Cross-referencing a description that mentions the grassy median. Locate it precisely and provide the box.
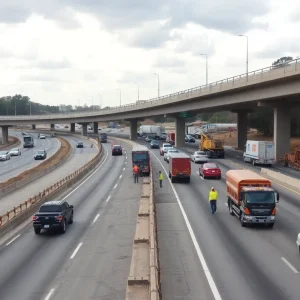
[0,137,71,189]
[0,136,20,150]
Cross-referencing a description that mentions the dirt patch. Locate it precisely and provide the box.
[0,137,71,189]
[0,136,19,150]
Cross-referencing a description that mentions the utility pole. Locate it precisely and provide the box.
[239,35,249,81]
[154,73,160,97]
[200,53,208,85]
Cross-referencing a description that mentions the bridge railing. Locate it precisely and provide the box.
[1,58,299,120]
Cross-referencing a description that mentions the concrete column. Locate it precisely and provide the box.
[70,123,75,133]
[1,126,8,144]
[129,119,137,141]
[175,117,185,147]
[237,111,248,150]
[32,124,36,130]
[93,122,99,133]
[81,123,88,136]
[274,106,291,159]
[50,124,55,130]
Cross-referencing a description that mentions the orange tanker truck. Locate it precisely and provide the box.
[226,170,279,228]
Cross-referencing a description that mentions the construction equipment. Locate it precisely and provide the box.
[199,133,225,158]
[280,150,300,170]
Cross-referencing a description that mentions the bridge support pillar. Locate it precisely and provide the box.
[81,123,88,136]
[274,106,291,159]
[175,117,185,147]
[32,124,36,130]
[93,122,98,133]
[50,124,55,130]
[236,111,248,150]
[129,119,137,141]
[70,123,75,133]
[1,126,8,144]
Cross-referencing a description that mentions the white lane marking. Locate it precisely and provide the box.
[281,257,299,273]
[125,156,128,159]
[119,174,122,179]
[224,203,228,207]
[5,234,21,246]
[92,214,100,225]
[70,242,83,259]
[149,150,222,300]
[125,162,127,165]
[45,288,55,300]
[123,167,125,171]
[62,148,108,200]
[106,195,111,202]
[113,184,118,189]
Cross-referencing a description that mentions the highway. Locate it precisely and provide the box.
[0,141,140,300]
[134,138,300,300]
[0,131,60,182]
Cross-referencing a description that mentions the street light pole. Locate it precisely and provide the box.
[137,83,139,101]
[15,99,16,116]
[117,89,121,106]
[154,73,160,98]
[238,35,248,81]
[200,53,208,85]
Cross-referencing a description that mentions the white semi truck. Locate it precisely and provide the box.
[138,125,165,137]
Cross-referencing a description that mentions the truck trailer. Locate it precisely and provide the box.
[226,169,279,228]
[138,125,164,137]
[168,152,191,183]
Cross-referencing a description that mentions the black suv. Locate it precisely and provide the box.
[76,142,84,148]
[112,145,122,156]
[34,149,47,160]
[32,200,74,234]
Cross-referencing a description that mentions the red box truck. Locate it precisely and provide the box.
[168,152,191,183]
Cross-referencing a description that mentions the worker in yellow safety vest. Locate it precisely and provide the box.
[209,187,218,214]
[158,171,164,188]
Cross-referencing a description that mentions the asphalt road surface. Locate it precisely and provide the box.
[0,141,141,300]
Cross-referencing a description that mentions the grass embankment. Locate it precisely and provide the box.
[0,136,19,150]
[0,137,71,189]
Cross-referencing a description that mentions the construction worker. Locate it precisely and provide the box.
[209,187,218,214]
[158,171,164,188]
[133,165,139,183]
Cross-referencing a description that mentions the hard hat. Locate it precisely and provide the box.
[211,187,214,190]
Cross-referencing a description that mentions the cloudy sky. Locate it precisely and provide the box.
[0,0,299,108]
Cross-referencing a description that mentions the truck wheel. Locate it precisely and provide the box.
[171,177,176,183]
[268,223,274,228]
[34,228,41,235]
[252,159,256,166]
[169,172,171,178]
[69,212,74,224]
[61,220,67,234]
[228,200,234,216]
[186,177,190,183]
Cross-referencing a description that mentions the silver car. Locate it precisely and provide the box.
[9,147,21,156]
[0,151,10,161]
[191,151,208,163]
[296,233,300,254]
[164,149,179,163]
[39,134,46,139]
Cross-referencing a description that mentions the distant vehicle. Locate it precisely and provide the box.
[99,133,107,143]
[112,145,123,156]
[39,134,46,139]
[21,131,27,136]
[201,123,237,134]
[161,133,168,140]
[9,148,21,156]
[88,126,92,130]
[199,162,221,179]
[32,200,74,234]
[166,132,175,145]
[34,149,47,160]
[243,140,275,166]
[168,152,191,183]
[76,142,84,148]
[23,135,34,148]
[191,151,208,163]
[138,125,165,137]
[0,151,10,161]
[150,140,160,149]
[185,135,195,143]
[132,145,150,176]
[296,234,300,254]
[160,143,173,156]
[145,135,154,142]
[226,170,279,228]
[199,133,224,158]
[164,149,179,163]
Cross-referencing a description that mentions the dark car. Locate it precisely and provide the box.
[150,140,160,149]
[32,200,74,234]
[199,162,221,179]
[34,149,47,160]
[100,133,107,143]
[112,145,123,156]
[145,135,154,142]
[185,135,195,143]
[76,142,84,148]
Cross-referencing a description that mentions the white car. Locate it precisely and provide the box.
[9,148,21,156]
[160,143,173,156]
[0,151,10,161]
[164,149,179,162]
[39,134,46,139]
[190,151,209,163]
[297,234,300,254]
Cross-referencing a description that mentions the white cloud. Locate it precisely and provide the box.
[0,0,298,108]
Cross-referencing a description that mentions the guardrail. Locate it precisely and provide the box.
[0,58,299,122]
[0,138,103,237]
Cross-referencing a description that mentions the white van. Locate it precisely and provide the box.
[243,140,275,166]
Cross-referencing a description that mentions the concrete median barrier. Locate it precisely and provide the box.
[0,138,103,237]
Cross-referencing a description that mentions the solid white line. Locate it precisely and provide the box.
[125,161,127,164]
[119,174,122,179]
[149,150,222,300]
[113,184,118,189]
[92,214,100,225]
[45,288,55,300]
[106,195,111,202]
[70,242,83,259]
[5,234,20,246]
[123,167,125,171]
[281,257,299,273]
[62,148,108,200]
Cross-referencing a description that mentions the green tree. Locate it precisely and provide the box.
[248,107,273,136]
[272,56,293,68]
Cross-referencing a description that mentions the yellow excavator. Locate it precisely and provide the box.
[199,133,225,158]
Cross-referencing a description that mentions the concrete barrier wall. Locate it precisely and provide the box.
[0,138,103,237]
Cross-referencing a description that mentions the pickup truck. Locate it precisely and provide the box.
[32,200,74,234]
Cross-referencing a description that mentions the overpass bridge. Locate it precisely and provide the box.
[1,58,300,158]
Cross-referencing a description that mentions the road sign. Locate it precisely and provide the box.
[179,112,192,118]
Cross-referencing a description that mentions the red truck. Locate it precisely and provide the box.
[168,152,191,183]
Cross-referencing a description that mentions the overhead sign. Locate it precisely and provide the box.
[179,112,192,118]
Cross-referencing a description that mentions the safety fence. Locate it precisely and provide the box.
[0,138,103,236]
